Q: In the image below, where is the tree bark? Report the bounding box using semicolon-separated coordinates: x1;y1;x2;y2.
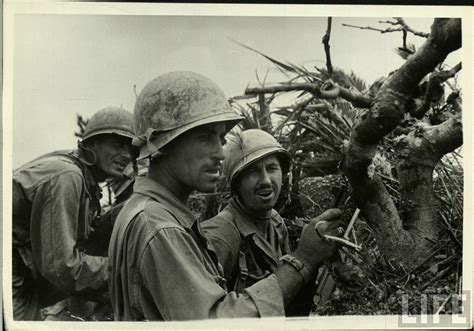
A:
343;18;461;270
396;114;462;264
258;94;273;132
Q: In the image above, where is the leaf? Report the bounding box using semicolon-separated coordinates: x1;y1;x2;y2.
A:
230;38;299;74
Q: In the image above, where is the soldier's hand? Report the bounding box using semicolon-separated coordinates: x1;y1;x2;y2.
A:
293;209;345;273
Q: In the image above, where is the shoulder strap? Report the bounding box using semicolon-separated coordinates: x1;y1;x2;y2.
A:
110;196;148;256
227;208;252;294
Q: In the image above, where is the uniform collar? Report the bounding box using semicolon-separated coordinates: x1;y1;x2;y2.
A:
132;176;222;272
133;176;196;229
228;198;283;264
71;149;102;200
228;198;282;236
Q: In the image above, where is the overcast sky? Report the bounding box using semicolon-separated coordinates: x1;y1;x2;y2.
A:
9;7;462;168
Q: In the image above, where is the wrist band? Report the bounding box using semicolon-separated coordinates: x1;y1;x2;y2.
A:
279;254;312;284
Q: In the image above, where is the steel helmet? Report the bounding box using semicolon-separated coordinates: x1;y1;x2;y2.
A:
133;71;243;159
224;129;292;189
82;107;135;142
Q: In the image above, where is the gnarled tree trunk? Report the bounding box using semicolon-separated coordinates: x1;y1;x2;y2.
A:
342;18;462;270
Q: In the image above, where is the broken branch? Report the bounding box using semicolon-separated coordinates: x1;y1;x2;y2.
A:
320;80;373;108
344;208;360;239
245;83;319;95
322;17;333;77
412;62;462;119
324;235;362;251
435;294;452;314
245;81;372;108
402;29;408;50
258;93;272;131
420;264;454;290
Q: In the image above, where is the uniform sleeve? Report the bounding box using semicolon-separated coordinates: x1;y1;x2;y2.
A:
201;217;240;280
30;171;108;294
140;227;284;320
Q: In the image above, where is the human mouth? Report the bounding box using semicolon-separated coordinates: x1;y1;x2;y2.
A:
256;188;274;201
114;161;128;170
204;167;221;179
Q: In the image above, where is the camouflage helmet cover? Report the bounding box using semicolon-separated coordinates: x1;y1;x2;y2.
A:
224;129;292;189
82;107;135;141
133;71;243;159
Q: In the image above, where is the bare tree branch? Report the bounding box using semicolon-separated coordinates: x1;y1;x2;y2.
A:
402;29;408;49
393;17;430;38
74;114;88;138
378;19;398;25
342;23;403;34
379;18;430;38
344;18;461;172
322;17;333;77
412;62;462;119
429;111;463;158
320;80;373;108
246;83;319;95
245;81;372;108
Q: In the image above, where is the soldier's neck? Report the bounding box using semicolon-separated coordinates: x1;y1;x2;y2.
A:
233;197;272;222
87;165;108;183
148;162;191;204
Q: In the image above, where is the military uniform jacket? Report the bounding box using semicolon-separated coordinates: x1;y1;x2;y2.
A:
108;176;285;321
202;198;291;293
12;150;108;320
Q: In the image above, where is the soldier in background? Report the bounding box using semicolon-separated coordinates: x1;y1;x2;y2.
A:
109;71;344;320
202;129;315;316
12;107;135;320
92;158;149;259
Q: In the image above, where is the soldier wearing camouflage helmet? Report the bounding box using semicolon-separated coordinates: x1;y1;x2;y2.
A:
108;72;345;321
12;107;135;320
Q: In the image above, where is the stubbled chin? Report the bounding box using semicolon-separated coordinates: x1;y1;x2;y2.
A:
108;168;125;178
199;182;218;193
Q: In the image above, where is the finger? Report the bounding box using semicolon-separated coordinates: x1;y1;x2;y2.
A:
313;220;327;231
313;208;342;222
325;226;342;237
313;220;327;238
325;219;346;231
313;218;345;235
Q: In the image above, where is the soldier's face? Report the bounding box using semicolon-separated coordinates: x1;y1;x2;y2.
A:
165;123;226;194
235;155;282;215
91;135;133;179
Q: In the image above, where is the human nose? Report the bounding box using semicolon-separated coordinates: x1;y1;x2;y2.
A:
119;145;132;162
211;140;225;162
213;145;225;162
259;168;271;185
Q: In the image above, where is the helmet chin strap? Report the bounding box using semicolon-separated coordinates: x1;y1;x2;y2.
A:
77;141;97;166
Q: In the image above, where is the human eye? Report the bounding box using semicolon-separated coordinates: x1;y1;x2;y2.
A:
197;133;211;141
248;166;261;175
267;163;281;172
220;136;227;146
109;138;123;148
